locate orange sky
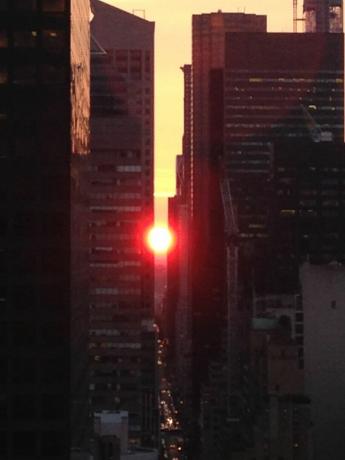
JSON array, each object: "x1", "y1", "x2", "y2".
[{"x1": 105, "y1": 1, "x2": 294, "y2": 200}]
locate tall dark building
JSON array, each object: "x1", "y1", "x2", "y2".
[
  {"x1": 222, "y1": 31, "x2": 343, "y2": 265},
  {"x1": 88, "y1": 0, "x2": 157, "y2": 448},
  {"x1": 304, "y1": 0, "x2": 343, "y2": 32},
  {"x1": 0, "y1": 1, "x2": 90, "y2": 459},
  {"x1": 191, "y1": 11, "x2": 268, "y2": 413},
  {"x1": 222, "y1": 32, "x2": 344, "y2": 286},
  {"x1": 220, "y1": 32, "x2": 344, "y2": 458},
  {"x1": 185, "y1": 19, "x2": 345, "y2": 457}
]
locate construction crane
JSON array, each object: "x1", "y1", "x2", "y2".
[
  {"x1": 220, "y1": 179, "x2": 239, "y2": 240},
  {"x1": 300, "y1": 104, "x2": 333, "y2": 142},
  {"x1": 293, "y1": 0, "x2": 305, "y2": 32}
]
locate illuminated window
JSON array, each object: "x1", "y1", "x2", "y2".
[
  {"x1": 42, "y1": 0, "x2": 65, "y2": 11},
  {"x1": 280, "y1": 209, "x2": 296, "y2": 216}
]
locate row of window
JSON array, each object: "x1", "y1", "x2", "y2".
[
  {"x1": 225, "y1": 86, "x2": 343, "y2": 94},
  {"x1": 117, "y1": 165, "x2": 142, "y2": 172},
  {"x1": 90, "y1": 288, "x2": 141, "y2": 295},
  {"x1": 89, "y1": 234, "x2": 135, "y2": 241},
  {"x1": 90, "y1": 329, "x2": 119, "y2": 337},
  {"x1": 0, "y1": 29, "x2": 65, "y2": 50},
  {"x1": 91, "y1": 179, "x2": 142, "y2": 186},
  {"x1": 0, "y1": 0, "x2": 65, "y2": 12},
  {"x1": 92, "y1": 343, "x2": 141, "y2": 354},
  {"x1": 0, "y1": 63, "x2": 66, "y2": 85},
  {"x1": 90, "y1": 261, "x2": 140, "y2": 268},
  {"x1": 89, "y1": 220, "x2": 137, "y2": 227},
  {"x1": 91, "y1": 192, "x2": 141, "y2": 200},
  {"x1": 90, "y1": 205, "x2": 141, "y2": 212}
]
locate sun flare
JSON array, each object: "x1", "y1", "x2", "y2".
[{"x1": 146, "y1": 226, "x2": 174, "y2": 254}]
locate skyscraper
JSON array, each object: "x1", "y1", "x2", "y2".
[
  {"x1": 191, "y1": 8, "x2": 267, "y2": 397},
  {"x1": 89, "y1": 0, "x2": 157, "y2": 448},
  {"x1": 220, "y1": 31, "x2": 344, "y2": 457},
  {"x1": 185, "y1": 13, "x2": 268, "y2": 458},
  {"x1": 222, "y1": 31, "x2": 344, "y2": 265},
  {"x1": 0, "y1": 1, "x2": 90, "y2": 459},
  {"x1": 186, "y1": 18, "x2": 344, "y2": 456}
]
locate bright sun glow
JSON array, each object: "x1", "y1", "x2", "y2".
[{"x1": 146, "y1": 226, "x2": 174, "y2": 254}]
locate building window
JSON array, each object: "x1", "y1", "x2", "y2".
[
  {"x1": 13, "y1": 432, "x2": 37, "y2": 458},
  {"x1": 42, "y1": 29, "x2": 65, "y2": 51},
  {"x1": 0, "y1": 65, "x2": 7, "y2": 84},
  {"x1": 42, "y1": 0, "x2": 65, "y2": 11},
  {"x1": 13, "y1": 30, "x2": 37, "y2": 47},
  {"x1": 41, "y1": 431, "x2": 67, "y2": 457},
  {"x1": 13, "y1": 0, "x2": 37, "y2": 9},
  {"x1": 41, "y1": 63, "x2": 66, "y2": 84},
  {"x1": 13, "y1": 64, "x2": 36, "y2": 85},
  {"x1": 0, "y1": 31, "x2": 7, "y2": 48},
  {"x1": 117, "y1": 165, "x2": 142, "y2": 173},
  {"x1": 11, "y1": 357, "x2": 36, "y2": 383},
  {"x1": 13, "y1": 395, "x2": 36, "y2": 420}
]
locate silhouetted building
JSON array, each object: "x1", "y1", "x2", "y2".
[
  {"x1": 270, "y1": 141, "x2": 345, "y2": 293},
  {"x1": 220, "y1": 34, "x2": 344, "y2": 459},
  {"x1": 0, "y1": 0, "x2": 90, "y2": 459},
  {"x1": 191, "y1": 13, "x2": 268, "y2": 432},
  {"x1": 89, "y1": 0, "x2": 157, "y2": 448},
  {"x1": 166, "y1": 65, "x2": 194, "y2": 454},
  {"x1": 222, "y1": 32, "x2": 343, "y2": 248},
  {"x1": 304, "y1": 0, "x2": 343, "y2": 32},
  {"x1": 188, "y1": 25, "x2": 344, "y2": 458}
]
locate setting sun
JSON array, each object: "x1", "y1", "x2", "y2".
[{"x1": 146, "y1": 226, "x2": 174, "y2": 254}]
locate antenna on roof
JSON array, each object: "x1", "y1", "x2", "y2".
[{"x1": 132, "y1": 9, "x2": 146, "y2": 19}]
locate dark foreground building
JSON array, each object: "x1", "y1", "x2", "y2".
[{"x1": 0, "y1": 1, "x2": 90, "y2": 458}]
